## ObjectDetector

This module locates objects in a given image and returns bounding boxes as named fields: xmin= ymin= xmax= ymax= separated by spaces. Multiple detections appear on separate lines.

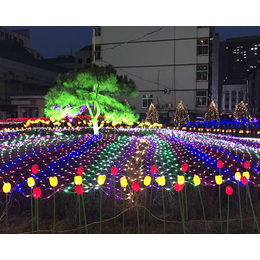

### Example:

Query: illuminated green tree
xmin=44 ymin=64 xmax=139 ymax=134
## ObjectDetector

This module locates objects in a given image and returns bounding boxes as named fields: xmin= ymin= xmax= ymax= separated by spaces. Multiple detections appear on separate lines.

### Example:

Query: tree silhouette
xmin=233 ymin=101 xmax=249 ymax=119
xmin=44 ymin=64 xmax=139 ymax=134
xmin=204 ymin=100 xmax=219 ymax=121
xmin=145 ymin=103 xmax=159 ymax=124
xmin=173 ymin=100 xmax=190 ymax=127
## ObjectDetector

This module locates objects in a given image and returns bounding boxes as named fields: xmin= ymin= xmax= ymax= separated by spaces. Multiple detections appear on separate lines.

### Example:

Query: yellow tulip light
xmin=27 ymin=177 xmax=35 ymax=188
xmin=144 ymin=176 xmax=152 ymax=186
xmin=97 ymin=175 xmax=106 ymax=186
xmin=215 ymin=175 xmax=223 ymax=185
xmin=49 ymin=176 xmax=58 ymax=187
xmin=74 ymin=176 xmax=82 ymax=185
xmin=193 ymin=175 xmax=201 ymax=186
xmin=155 ymin=176 xmax=166 ymax=186
xmin=120 ymin=177 xmax=127 ymax=188
xmin=3 ymin=182 xmax=11 ymax=194
xmin=235 ymin=172 xmax=241 ymax=181
xmin=243 ymin=171 xmax=250 ymax=180
xmin=177 ymin=175 xmax=185 ymax=185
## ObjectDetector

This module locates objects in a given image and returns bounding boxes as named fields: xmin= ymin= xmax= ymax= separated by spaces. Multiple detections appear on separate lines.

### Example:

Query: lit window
xmin=196 ymin=91 xmax=207 ymax=106
xmin=226 ymin=47 xmax=228 ymax=49
xmin=197 ymin=39 xmax=209 ymax=55
xmin=143 ymin=95 xmax=153 ymax=108
xmin=197 ymin=65 xmax=208 ymax=80
xmin=236 ymin=59 xmax=239 ymax=61
xmin=251 ymin=48 xmax=254 ymax=50
xmin=255 ymin=53 xmax=258 ymax=55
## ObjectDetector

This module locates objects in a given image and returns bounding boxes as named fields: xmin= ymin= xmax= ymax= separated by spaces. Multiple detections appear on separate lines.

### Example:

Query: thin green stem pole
xmin=122 ymin=190 xmax=125 ymax=234
xmin=78 ymin=195 xmax=81 ymax=234
xmin=178 ymin=191 xmax=185 ymax=234
xmin=135 ymin=192 xmax=140 ymax=234
xmin=218 ymin=185 xmax=222 ymax=233
xmin=31 ymin=188 xmax=34 ymax=234
xmin=53 ymin=187 xmax=56 ymax=234
xmin=181 ymin=189 xmax=185 ymax=229
xmin=143 ymin=187 xmax=147 ymax=234
xmin=227 ymin=195 xmax=230 ymax=234
xmin=100 ymin=187 xmax=102 ymax=234
xmin=237 ymin=184 xmax=243 ymax=230
xmin=6 ymin=194 xmax=8 ymax=234
xmin=198 ymin=186 xmax=207 ymax=233
xmin=114 ymin=175 xmax=116 ymax=225
xmin=81 ymin=194 xmax=88 ymax=234
xmin=162 ymin=188 xmax=165 ymax=234
xmin=185 ymin=183 xmax=188 ymax=221
xmin=148 ymin=179 xmax=153 ymax=223
xmin=246 ymin=185 xmax=260 ymax=233
xmin=246 ymin=188 xmax=248 ymax=213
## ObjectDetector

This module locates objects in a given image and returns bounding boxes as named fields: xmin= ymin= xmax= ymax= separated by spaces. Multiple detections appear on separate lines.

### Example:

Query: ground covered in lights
xmin=1 ymin=128 xmax=260 ymax=234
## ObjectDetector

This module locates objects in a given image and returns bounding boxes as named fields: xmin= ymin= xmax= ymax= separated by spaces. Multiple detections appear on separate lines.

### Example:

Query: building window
xmin=197 ymin=65 xmax=208 ymax=81
xmin=78 ymin=58 xmax=83 ymax=64
xmin=231 ymin=90 xmax=236 ymax=109
xmin=95 ymin=45 xmax=101 ymax=60
xmin=197 ymin=39 xmax=209 ymax=55
xmin=143 ymin=94 xmax=153 ymax=108
xmin=86 ymin=58 xmax=91 ymax=63
xmin=5 ymin=33 xmax=8 ymax=39
xmin=95 ymin=26 xmax=101 ymax=36
xmin=0 ymin=32 xmax=3 ymax=37
xmin=225 ymin=91 xmax=229 ymax=110
xmin=196 ymin=91 xmax=207 ymax=106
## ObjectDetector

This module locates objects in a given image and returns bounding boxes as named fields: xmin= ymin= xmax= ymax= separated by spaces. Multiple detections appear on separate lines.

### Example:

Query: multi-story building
xmin=0 ymin=26 xmax=43 ymax=60
xmin=219 ymin=35 xmax=260 ymax=113
xmin=0 ymin=39 xmax=67 ymax=119
xmin=248 ymin=64 xmax=260 ymax=116
xmin=75 ymin=45 xmax=93 ymax=67
xmin=93 ymin=26 xmax=218 ymax=124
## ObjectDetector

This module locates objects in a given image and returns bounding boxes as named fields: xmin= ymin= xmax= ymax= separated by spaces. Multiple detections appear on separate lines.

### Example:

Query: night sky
xmin=4 ymin=26 xmax=260 ymax=59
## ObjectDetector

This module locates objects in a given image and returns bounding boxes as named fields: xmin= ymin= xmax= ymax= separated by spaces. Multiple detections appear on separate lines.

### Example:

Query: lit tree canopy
xmin=173 ymin=100 xmax=190 ymax=127
xmin=204 ymin=100 xmax=219 ymax=121
xmin=146 ymin=102 xmax=159 ymax=124
xmin=233 ymin=101 xmax=249 ymax=119
xmin=44 ymin=64 xmax=139 ymax=133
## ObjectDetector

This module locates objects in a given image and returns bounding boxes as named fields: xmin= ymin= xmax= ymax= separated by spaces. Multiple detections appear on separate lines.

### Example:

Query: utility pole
xmin=93 ymin=28 xmax=95 ymax=64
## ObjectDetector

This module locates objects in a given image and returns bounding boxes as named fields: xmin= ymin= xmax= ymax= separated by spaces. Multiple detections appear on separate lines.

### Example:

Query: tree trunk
xmin=93 ymin=121 xmax=99 ymax=135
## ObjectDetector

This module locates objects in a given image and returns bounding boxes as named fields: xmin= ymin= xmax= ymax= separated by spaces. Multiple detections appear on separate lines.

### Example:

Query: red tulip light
xmin=75 ymin=185 xmax=83 ymax=194
xmin=77 ymin=166 xmax=84 ymax=175
xmin=174 ymin=183 xmax=184 ymax=192
xmin=244 ymin=161 xmax=250 ymax=169
xmin=181 ymin=163 xmax=188 ymax=172
xmin=33 ymin=187 xmax=41 ymax=198
xmin=151 ymin=165 xmax=157 ymax=174
xmin=32 ymin=164 xmax=38 ymax=174
xmin=132 ymin=181 xmax=139 ymax=192
xmin=217 ymin=160 xmax=223 ymax=169
xmin=111 ymin=166 xmax=117 ymax=175
xmin=241 ymin=176 xmax=248 ymax=185
xmin=225 ymin=186 xmax=233 ymax=196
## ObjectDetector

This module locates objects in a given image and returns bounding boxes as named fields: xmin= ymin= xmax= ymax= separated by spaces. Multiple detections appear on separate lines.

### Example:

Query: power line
xmin=101 ymin=26 xmax=165 ymax=52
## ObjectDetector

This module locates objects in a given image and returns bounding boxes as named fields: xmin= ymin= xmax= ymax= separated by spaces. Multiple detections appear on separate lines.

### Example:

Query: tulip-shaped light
xmin=74 ymin=175 xmax=82 ymax=185
xmin=3 ymin=182 xmax=11 ymax=194
xmin=155 ymin=176 xmax=166 ymax=186
xmin=120 ymin=176 xmax=127 ymax=188
xmin=225 ymin=186 xmax=233 ymax=195
xmin=49 ymin=176 xmax=58 ymax=187
xmin=132 ymin=181 xmax=139 ymax=191
xmin=235 ymin=172 xmax=241 ymax=181
xmin=144 ymin=176 xmax=152 ymax=186
xmin=177 ymin=175 xmax=185 ymax=185
xmin=97 ymin=175 xmax=106 ymax=186
xmin=33 ymin=187 xmax=41 ymax=198
xmin=242 ymin=171 xmax=250 ymax=180
xmin=193 ymin=175 xmax=201 ymax=186
xmin=215 ymin=175 xmax=223 ymax=185
xmin=27 ymin=177 xmax=35 ymax=188
xmin=77 ymin=166 xmax=84 ymax=175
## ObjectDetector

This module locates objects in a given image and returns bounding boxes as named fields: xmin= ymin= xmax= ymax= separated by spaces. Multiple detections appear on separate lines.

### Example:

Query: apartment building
xmin=219 ymin=35 xmax=260 ymax=113
xmin=0 ymin=26 xmax=43 ymax=59
xmin=93 ymin=26 xmax=218 ymax=124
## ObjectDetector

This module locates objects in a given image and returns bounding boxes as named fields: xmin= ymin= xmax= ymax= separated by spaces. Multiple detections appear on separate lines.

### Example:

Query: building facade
xmin=93 ymin=26 xmax=218 ymax=124
xmin=219 ymin=35 xmax=260 ymax=112
xmin=0 ymin=26 xmax=43 ymax=59
xmin=248 ymin=64 xmax=260 ymax=116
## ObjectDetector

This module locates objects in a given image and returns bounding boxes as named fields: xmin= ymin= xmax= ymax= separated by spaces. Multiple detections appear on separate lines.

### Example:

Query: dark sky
xmin=4 ymin=26 xmax=260 ymax=59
